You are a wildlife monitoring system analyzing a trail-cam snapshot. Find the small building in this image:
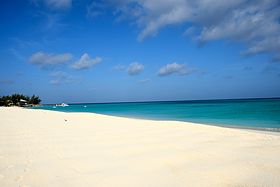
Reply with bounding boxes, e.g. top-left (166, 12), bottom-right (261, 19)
top-left (19, 99), bottom-right (28, 107)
